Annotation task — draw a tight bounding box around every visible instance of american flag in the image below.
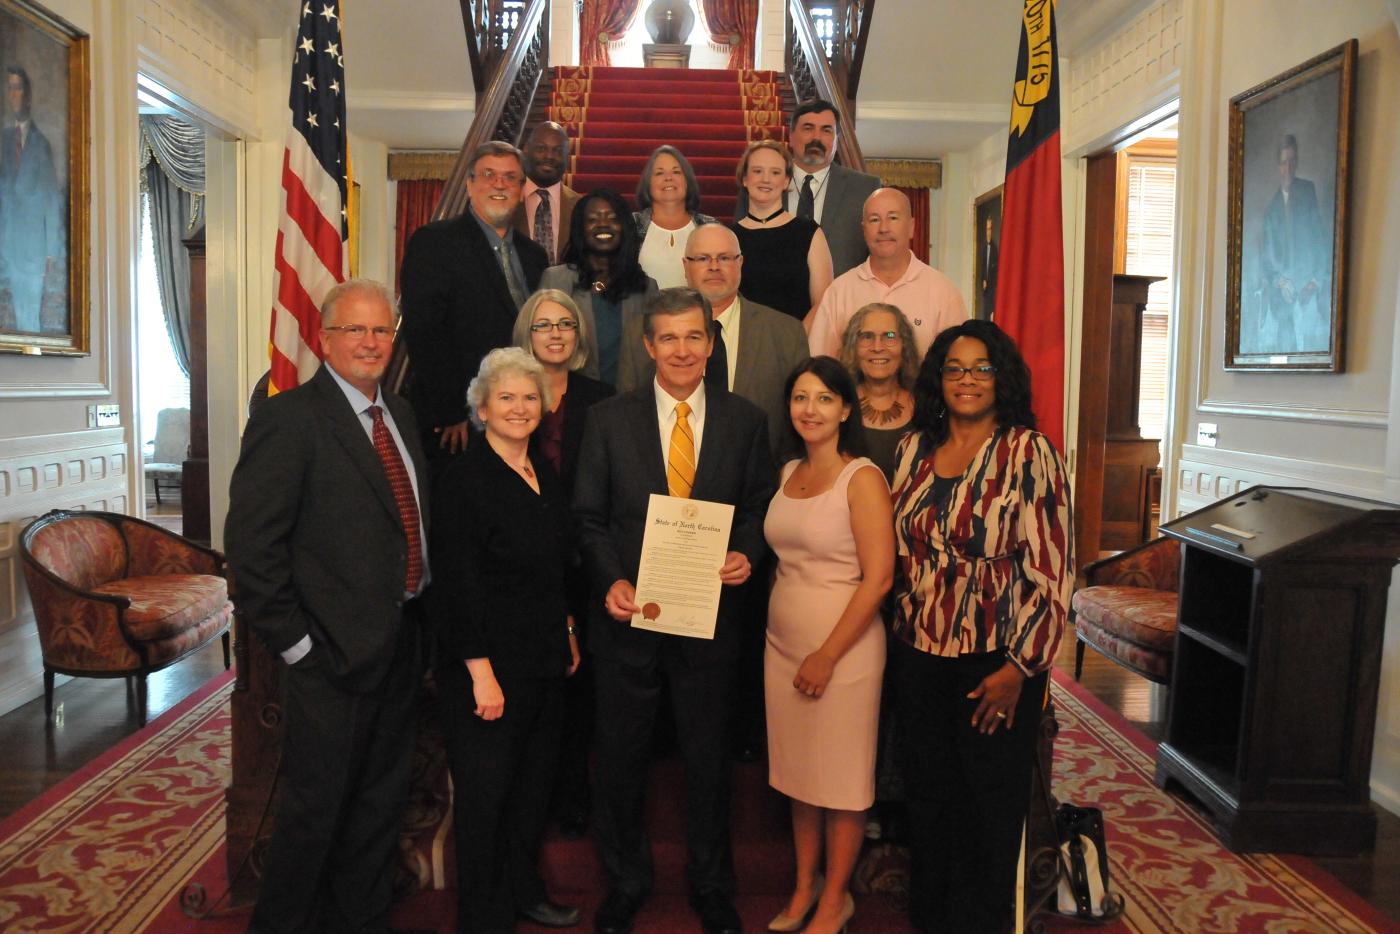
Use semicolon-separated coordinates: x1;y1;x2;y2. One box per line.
267;1;350;393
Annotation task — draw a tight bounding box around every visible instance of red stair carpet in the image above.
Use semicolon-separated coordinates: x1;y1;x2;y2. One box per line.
548;65;788;223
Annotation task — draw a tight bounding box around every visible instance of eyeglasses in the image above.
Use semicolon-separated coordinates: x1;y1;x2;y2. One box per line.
856;330;900;346
475;169;522;185
324;325;396;341
683;253;741;266
529;319;579;332
941;364;997;381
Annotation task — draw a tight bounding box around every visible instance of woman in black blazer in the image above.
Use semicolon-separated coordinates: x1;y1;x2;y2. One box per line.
430;347;581;932
513;288;614;837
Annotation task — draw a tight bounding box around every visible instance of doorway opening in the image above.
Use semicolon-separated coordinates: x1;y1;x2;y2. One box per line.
1074;114;1178;565
135;92;208;543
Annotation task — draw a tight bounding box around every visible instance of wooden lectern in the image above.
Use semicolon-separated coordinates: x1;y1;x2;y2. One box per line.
1156;486;1400;854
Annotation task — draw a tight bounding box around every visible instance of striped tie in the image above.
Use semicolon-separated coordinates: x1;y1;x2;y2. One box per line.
666;401;695;499
368;406;423;593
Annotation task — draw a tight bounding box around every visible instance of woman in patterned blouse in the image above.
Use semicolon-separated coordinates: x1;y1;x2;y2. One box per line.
889;318;1073;933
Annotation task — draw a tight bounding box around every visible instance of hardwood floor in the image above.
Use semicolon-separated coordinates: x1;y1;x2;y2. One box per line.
0;629;1396;924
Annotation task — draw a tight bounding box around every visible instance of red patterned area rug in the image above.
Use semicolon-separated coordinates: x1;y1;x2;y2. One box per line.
1048;671;1398;933
2;668;1396;932
0;672;234;933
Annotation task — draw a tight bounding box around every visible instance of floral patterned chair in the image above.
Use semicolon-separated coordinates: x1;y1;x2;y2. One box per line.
1071;536;1180;685
20;509;232;724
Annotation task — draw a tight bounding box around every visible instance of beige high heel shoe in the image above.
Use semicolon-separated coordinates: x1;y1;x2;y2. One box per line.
767;874;824;932
802;892;855;934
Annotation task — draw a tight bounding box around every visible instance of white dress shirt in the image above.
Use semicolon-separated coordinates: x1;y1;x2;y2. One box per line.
654;378;707;469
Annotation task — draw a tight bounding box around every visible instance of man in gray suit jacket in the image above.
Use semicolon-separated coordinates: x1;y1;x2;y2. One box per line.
618;224;808;456
226;280;429;933
735;99;880;277
575;288;774;934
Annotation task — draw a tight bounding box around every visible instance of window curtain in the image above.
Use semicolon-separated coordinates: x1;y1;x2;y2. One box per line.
580;0;642;66
896;186;930;265
394;179;446;292
139;115;205;378
699;0;758;70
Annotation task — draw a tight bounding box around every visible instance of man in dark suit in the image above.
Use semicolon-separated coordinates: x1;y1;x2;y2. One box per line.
225;279;430;933
513;121;580;265
734;99;879;276
617;224;808;455
574;287;776;934
0;65;64;334
399;140;548;458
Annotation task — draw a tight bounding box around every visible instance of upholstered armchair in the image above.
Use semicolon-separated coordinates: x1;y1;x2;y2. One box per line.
1071;536;1180;685
20;510;232;724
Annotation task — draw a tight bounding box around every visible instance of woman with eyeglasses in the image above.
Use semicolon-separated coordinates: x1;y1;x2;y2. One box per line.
634;145;715;288
836;302;919;484
513;289;615;496
888;319;1073;933
429;347;583;932
729;140;833;326
539;188;658;389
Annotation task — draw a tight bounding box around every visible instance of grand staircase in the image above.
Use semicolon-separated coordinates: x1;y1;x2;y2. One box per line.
536;65;792;221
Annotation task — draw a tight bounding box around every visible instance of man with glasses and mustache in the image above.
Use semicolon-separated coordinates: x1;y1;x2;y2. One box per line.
808;188;967;360
400;141;549;461
734;99;879;277
226;279;430;933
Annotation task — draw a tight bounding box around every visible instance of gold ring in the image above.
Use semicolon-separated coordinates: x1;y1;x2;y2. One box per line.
994;711;1007;719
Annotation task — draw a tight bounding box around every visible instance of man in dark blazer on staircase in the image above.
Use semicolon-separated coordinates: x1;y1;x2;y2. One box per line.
399;140;548;459
225;279;430;933
574;287;776;934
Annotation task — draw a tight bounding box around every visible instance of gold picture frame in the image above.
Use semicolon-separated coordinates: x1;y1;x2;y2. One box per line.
1225;40;1355;372
0;0;90;356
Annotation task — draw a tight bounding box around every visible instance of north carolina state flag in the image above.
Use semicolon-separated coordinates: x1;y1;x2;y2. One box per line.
995;0;1064;451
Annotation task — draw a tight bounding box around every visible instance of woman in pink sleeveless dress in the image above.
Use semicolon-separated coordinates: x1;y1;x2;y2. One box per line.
764;357;894;934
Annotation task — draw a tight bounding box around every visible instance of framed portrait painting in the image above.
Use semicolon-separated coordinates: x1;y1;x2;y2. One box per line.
1226;40;1355;372
0;0;89;356
973;185;1003;321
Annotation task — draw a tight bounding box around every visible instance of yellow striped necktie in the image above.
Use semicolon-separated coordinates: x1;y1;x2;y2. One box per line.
667;401;696;498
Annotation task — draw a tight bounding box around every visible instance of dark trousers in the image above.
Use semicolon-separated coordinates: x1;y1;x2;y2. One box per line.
591;646;737;901
551;655;593;821
250;633;421;934
439;667;566;933
731;561;772;751
891;641;1046;934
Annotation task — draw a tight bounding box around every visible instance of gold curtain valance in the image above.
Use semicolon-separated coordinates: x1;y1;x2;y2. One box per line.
866;158;942;190
388;151;458;181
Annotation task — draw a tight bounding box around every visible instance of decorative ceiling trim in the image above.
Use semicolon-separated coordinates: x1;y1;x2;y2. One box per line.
388;151;458;181
867;158;942;189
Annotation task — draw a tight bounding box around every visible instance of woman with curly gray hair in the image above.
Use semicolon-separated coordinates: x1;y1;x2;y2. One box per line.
430;346;583;931
838;302;920;483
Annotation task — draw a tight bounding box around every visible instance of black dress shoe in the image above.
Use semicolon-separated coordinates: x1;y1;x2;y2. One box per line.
595;889;644;934
692;891;742;934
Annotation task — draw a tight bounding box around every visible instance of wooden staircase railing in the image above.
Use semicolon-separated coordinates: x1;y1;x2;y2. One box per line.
785;0;870;172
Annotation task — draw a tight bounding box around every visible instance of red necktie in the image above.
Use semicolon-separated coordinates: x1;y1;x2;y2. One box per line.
368;406;423;593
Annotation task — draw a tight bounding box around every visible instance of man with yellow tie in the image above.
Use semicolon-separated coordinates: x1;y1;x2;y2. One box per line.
574;287;775;934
